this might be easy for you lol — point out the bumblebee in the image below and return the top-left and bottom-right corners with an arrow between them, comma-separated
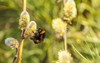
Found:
30,28 -> 46,44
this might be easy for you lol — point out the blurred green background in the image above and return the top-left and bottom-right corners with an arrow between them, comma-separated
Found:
0,0 -> 100,63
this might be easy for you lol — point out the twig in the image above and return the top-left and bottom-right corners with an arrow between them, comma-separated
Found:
17,38 -> 24,63
22,0 -> 26,11
63,0 -> 67,51
17,30 -> 25,63
12,29 -> 25,63
17,0 -> 26,62
64,24 -> 67,51
12,48 -> 18,63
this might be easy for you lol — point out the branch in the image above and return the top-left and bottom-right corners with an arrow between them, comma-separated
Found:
22,0 -> 26,11
64,24 -> 67,51
17,39 -> 24,63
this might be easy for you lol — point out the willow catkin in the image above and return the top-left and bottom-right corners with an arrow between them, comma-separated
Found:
19,10 -> 30,30
52,18 -> 66,37
63,0 -> 77,22
5,37 -> 19,49
56,50 -> 72,63
24,21 -> 37,38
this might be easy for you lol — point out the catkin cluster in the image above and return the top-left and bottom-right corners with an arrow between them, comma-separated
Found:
19,10 -> 37,38
4,1 -> 46,63
52,0 -> 77,37
52,0 -> 77,63
5,10 -> 37,49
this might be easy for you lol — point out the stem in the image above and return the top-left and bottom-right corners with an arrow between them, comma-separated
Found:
17,0 -> 26,63
12,48 -> 18,63
64,24 -> 67,51
17,30 -> 25,63
63,0 -> 67,51
18,39 -> 24,63
22,0 -> 26,11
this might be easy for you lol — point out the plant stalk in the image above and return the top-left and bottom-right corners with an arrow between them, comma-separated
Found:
64,24 -> 67,51
12,48 -> 18,63
17,39 -> 24,63
22,0 -> 26,11
17,29 -> 25,63
17,0 -> 26,63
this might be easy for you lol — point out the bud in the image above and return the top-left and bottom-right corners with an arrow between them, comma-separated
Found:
5,37 -> 19,49
52,18 -> 66,37
24,21 -> 37,38
63,0 -> 77,22
19,10 -> 30,30
56,50 -> 72,63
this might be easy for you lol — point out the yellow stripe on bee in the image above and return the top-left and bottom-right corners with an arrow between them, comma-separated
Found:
40,30 -> 45,34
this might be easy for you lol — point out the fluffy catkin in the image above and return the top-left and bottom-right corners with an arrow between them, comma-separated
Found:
63,0 -> 77,22
56,50 -> 72,63
19,10 -> 30,30
24,21 -> 37,38
5,37 -> 19,49
52,18 -> 66,37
